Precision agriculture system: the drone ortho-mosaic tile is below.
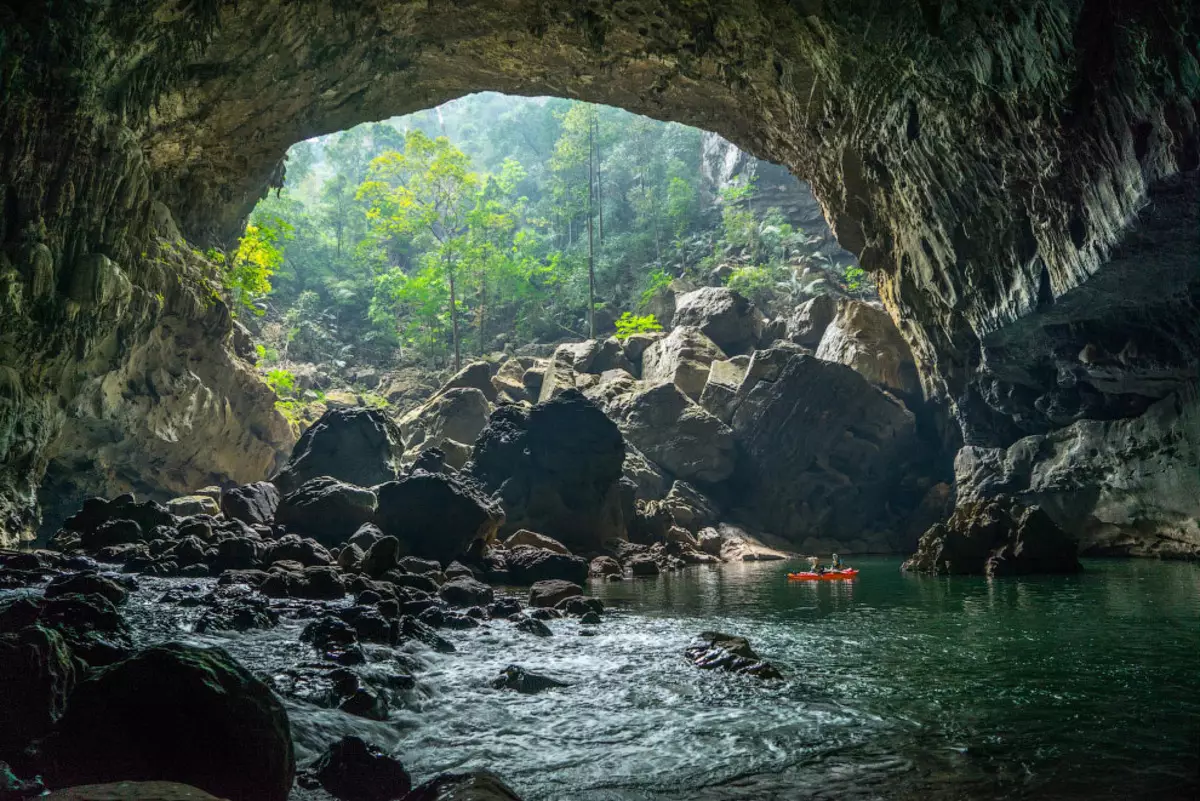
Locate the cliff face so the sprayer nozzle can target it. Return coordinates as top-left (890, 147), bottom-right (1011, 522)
top-left (1, 1), bottom-right (1197, 549)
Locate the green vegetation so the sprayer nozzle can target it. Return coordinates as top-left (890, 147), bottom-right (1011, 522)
top-left (614, 312), bottom-right (664, 340)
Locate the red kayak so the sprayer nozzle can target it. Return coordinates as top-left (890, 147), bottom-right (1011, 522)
top-left (787, 568), bottom-right (859, 581)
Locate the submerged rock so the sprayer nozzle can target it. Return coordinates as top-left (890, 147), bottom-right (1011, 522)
top-left (903, 496), bottom-right (1081, 577)
top-left (298, 736), bottom-right (411, 801)
top-left (490, 664), bottom-right (568, 694)
top-left (528, 579), bottom-right (583, 608)
top-left (685, 632), bottom-right (783, 680)
top-left (41, 643), bottom-right (294, 801)
top-left (404, 770), bottom-right (525, 801)
top-left (43, 782), bottom-right (226, 800)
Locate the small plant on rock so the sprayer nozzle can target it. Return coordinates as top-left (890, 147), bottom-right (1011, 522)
top-left (614, 312), bottom-right (663, 340)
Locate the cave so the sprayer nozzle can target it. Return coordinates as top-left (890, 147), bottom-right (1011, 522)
top-left (1, 2), bottom-right (1199, 799)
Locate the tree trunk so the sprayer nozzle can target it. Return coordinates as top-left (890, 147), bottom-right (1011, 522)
top-left (447, 249), bottom-right (461, 369)
top-left (587, 117), bottom-right (596, 340)
top-left (478, 278), bottom-right (486, 355)
top-left (595, 111), bottom-right (604, 245)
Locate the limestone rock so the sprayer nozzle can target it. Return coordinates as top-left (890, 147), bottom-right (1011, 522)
top-left (621, 445), bottom-right (669, 501)
top-left (374, 472), bottom-right (503, 565)
top-left (528, 579), bottom-right (583, 608)
top-left (273, 408), bottom-right (403, 495)
top-left (45, 783), bottom-right (228, 801)
top-left (470, 390), bottom-right (625, 552)
top-left (786, 295), bottom-right (837, 347)
top-left (399, 388), bottom-right (492, 456)
top-left (434, 361), bottom-right (497, 403)
top-left (503, 546), bottom-right (589, 586)
top-left (537, 342), bottom-right (598, 403)
top-left (42, 643), bottom-right (294, 801)
top-left (698, 356), bottom-right (750, 423)
top-left (165, 495), bottom-right (219, 517)
top-left (815, 299), bottom-right (920, 397)
top-left (640, 327), bottom-right (726, 401)
top-left (685, 632), bottom-right (783, 679)
top-left (491, 358), bottom-right (532, 403)
top-left (903, 497), bottom-right (1081, 577)
top-left (490, 665), bottom-right (568, 694)
top-left (671, 287), bottom-right (765, 356)
top-left (275, 478), bottom-right (377, 546)
top-left (502, 529), bottom-right (571, 555)
top-left (621, 332), bottom-right (666, 365)
top-left (0, 624), bottom-right (78, 756)
top-left (219, 482), bottom-right (280, 525)
top-left (615, 383), bottom-right (735, 484)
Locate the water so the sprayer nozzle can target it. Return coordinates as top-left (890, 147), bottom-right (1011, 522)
top-left (113, 558), bottom-right (1200, 798)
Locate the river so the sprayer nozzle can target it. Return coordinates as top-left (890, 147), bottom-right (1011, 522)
top-left (120, 557), bottom-right (1200, 800)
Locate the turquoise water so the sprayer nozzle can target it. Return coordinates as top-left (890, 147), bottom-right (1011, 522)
top-left (113, 557), bottom-right (1200, 800)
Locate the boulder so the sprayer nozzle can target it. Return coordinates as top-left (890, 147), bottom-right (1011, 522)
top-left (615, 383), bottom-right (736, 483)
top-left (0, 624), bottom-right (78, 757)
top-left (504, 547), bottom-right (588, 586)
top-left (438, 577), bottom-right (494, 608)
top-left (698, 356), bottom-right (751, 423)
top-left (621, 446), bottom-right (669, 501)
top-left (266, 534), bottom-right (333, 567)
top-left (1, 593), bottom-right (132, 667)
top-left (470, 390), bottom-right (626, 552)
top-left (814, 299), bottom-right (920, 396)
top-left (671, 287), bottom-right (764, 355)
top-left (273, 408), bottom-right (404, 494)
top-left (360, 536), bottom-right (402, 578)
top-left (374, 472), bottom-right (503, 565)
top-left (589, 556), bottom-right (622, 577)
top-left (44, 782), bottom-right (228, 800)
top-left (627, 554), bottom-right (659, 576)
top-left (502, 530), bottom-right (571, 555)
top-left (491, 358), bottom-right (531, 403)
top-left (165, 495), bottom-right (219, 517)
top-left (621, 331), bottom-right (666, 365)
top-left (42, 643), bottom-right (294, 801)
top-left (685, 631), bottom-right (783, 679)
top-left (276, 478), bottom-right (377, 546)
top-left (537, 342), bottom-right (599, 403)
top-left (513, 617), bottom-right (552, 638)
top-left (729, 350), bottom-right (921, 543)
top-left (298, 736), bottom-right (411, 801)
top-left (657, 481), bottom-right (721, 532)
top-left (786, 294), bottom-right (837, 347)
top-left (44, 572), bottom-right (129, 605)
top-left (434, 361), bottom-right (498, 403)
top-left (399, 388), bottom-right (492, 455)
top-left (219, 482), bottom-right (280, 525)
top-left (490, 665), bottom-right (568, 694)
top-left (903, 497), bottom-right (1081, 577)
top-left (528, 580), bottom-right (583, 608)
top-left (403, 770), bottom-right (524, 801)
top-left (640, 326), bottom-right (726, 400)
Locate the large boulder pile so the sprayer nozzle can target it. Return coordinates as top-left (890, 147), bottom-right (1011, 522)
top-left (469, 390), bottom-right (626, 552)
top-left (640, 326), bottom-right (726, 400)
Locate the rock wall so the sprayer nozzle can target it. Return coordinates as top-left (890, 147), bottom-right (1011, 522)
top-left (2, 1), bottom-right (1197, 549)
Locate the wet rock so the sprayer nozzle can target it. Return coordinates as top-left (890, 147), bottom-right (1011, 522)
top-left (640, 326), bottom-right (727, 400)
top-left (504, 547), bottom-right (588, 586)
top-left (501, 529), bottom-right (571, 555)
top-left (216, 568), bottom-right (269, 587)
top-left (513, 617), bottom-right (552, 637)
top-left (273, 407), bottom-right (404, 494)
top-left (298, 736), bottom-right (411, 801)
top-left (164, 536), bottom-right (207, 568)
top-left (404, 770), bottom-right (525, 801)
top-left (276, 478), bottom-right (377, 546)
top-left (528, 580), bottom-right (583, 608)
top-left (301, 616), bottom-right (366, 665)
top-left (338, 686), bottom-right (389, 721)
top-left (338, 606), bottom-right (400, 645)
top-left (398, 616), bottom-right (455, 653)
top-left (210, 537), bottom-right (265, 571)
top-left (65, 496), bottom-right (174, 545)
top-left (444, 561), bottom-right (475, 580)
top-left (589, 556), bottom-right (622, 577)
top-left (486, 598), bottom-right (523, 619)
top-left (219, 482), bottom-right (280, 525)
top-left (685, 632), bottom-right (783, 680)
top-left (1, 762), bottom-right (46, 798)
top-left (360, 536), bottom-right (401, 578)
top-left (338, 543), bottom-right (365, 570)
top-left (580, 611), bottom-right (602, 625)
top-left (490, 665), bottom-right (568, 694)
top-left (81, 519), bottom-right (145, 550)
top-left (43, 782), bottom-right (225, 800)
top-left (375, 473), bottom-right (502, 565)
top-left (903, 497), bottom-right (1081, 577)
top-left (438, 576), bottom-right (494, 608)
top-left (266, 533), bottom-right (333, 567)
top-left (1, 593), bottom-right (132, 667)
top-left (41, 643), bottom-right (295, 801)
top-left (194, 595), bottom-right (278, 633)
top-left (399, 557), bottom-right (441, 574)
top-left (348, 523), bottom-right (385, 552)
top-left (469, 390), bottom-right (625, 552)
top-left (0, 624), bottom-right (78, 757)
top-left (44, 572), bottom-right (129, 605)
top-left (261, 565), bottom-right (345, 601)
top-left (627, 554), bottom-right (660, 576)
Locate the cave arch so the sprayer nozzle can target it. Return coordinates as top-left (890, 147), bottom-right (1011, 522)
top-left (1, 0), bottom-right (1197, 543)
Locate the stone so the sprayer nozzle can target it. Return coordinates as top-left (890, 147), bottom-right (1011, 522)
top-left (621, 445), bottom-right (669, 501)
top-left (613, 383), bottom-right (736, 483)
top-left (42, 643), bottom-right (294, 801)
top-left (903, 497), bottom-right (1081, 577)
top-left (621, 331), bottom-right (666, 364)
top-left (627, 554), bottom-right (660, 576)
top-left (490, 665), bottom-right (568, 694)
top-left (697, 528), bottom-right (724, 556)
top-left (298, 736), bottom-right (411, 801)
top-left (0, 624), bottom-right (78, 756)
top-left (470, 390), bottom-right (625, 552)
top-left (2, 593), bottom-right (133, 667)
top-left (219, 482), bottom-right (280, 525)
top-left (194, 595), bottom-right (277, 634)
top-left (434, 361), bottom-right (498, 403)
top-left (273, 408), bottom-right (404, 494)
top-left (44, 572), bottom-right (129, 605)
top-left (404, 770), bottom-right (524, 801)
top-left (671, 287), bottom-right (765, 355)
top-left (536, 341), bottom-right (599, 403)
top-left (399, 388), bottom-right (492, 456)
top-left (514, 617), bottom-right (552, 638)
top-left (640, 326), bottom-right (727, 400)
top-left (685, 632), bottom-right (783, 680)
top-left (438, 576), bottom-right (494, 608)
top-left (275, 477), bottom-right (377, 546)
top-left (505, 547), bottom-right (588, 586)
top-left (348, 523), bottom-right (384, 552)
top-left (374, 473), bottom-right (503, 565)
top-left (502, 529), bottom-right (571, 555)
top-left (45, 782), bottom-right (227, 800)
top-left (786, 294), bottom-right (838, 347)
top-left (589, 556), bottom-right (622, 577)
top-left (528, 580), bottom-right (583, 608)
top-left (491, 358), bottom-right (532, 403)
top-left (698, 355), bottom-right (751, 423)
top-left (166, 495), bottom-right (219, 517)
top-left (210, 537), bottom-right (264, 571)
top-left (657, 481), bottom-right (721, 533)
top-left (815, 299), bottom-right (920, 396)
top-left (267, 533), bottom-right (333, 567)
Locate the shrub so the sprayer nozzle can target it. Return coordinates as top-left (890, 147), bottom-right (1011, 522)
top-left (614, 312), bottom-right (663, 340)
top-left (266, 369), bottom-right (297, 398)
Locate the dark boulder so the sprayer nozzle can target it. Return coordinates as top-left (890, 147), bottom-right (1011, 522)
top-left (469, 390), bottom-right (626, 553)
top-left (44, 573), bottom-right (129, 605)
top-left (398, 616), bottom-right (455, 654)
top-left (41, 643), bottom-right (294, 801)
top-left (374, 472), bottom-right (503, 565)
top-left (438, 576), bottom-right (494, 608)
top-left (275, 477), bottom-right (377, 546)
top-left (404, 770), bottom-right (524, 801)
top-left (261, 566), bottom-right (345, 601)
top-left (360, 536), bottom-right (402, 579)
top-left (273, 408), bottom-right (404, 495)
top-left (80, 519), bottom-right (144, 550)
top-left (220, 482), bottom-right (280, 525)
top-left (210, 538), bottom-right (265, 571)
top-left (0, 624), bottom-right (78, 758)
top-left (504, 547), bottom-right (587, 586)
top-left (0, 594), bottom-right (132, 667)
top-left (266, 534), bottom-right (334, 567)
top-left (65, 495), bottom-right (174, 544)
top-left (672, 286), bottom-right (764, 355)
top-left (528, 580), bottom-right (583, 608)
top-left (298, 736), bottom-right (411, 801)
top-left (902, 497), bottom-right (1082, 577)
top-left (685, 632), bottom-right (783, 680)
top-left (195, 595), bottom-right (278, 634)
top-left (489, 665), bottom-right (568, 694)
top-left (301, 616), bottom-right (366, 665)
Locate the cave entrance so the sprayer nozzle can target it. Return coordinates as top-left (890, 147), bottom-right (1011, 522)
top-left (233, 93), bottom-right (866, 430)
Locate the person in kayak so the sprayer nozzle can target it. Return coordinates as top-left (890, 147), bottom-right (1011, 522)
top-left (807, 556), bottom-right (825, 575)
top-left (830, 553), bottom-right (843, 571)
